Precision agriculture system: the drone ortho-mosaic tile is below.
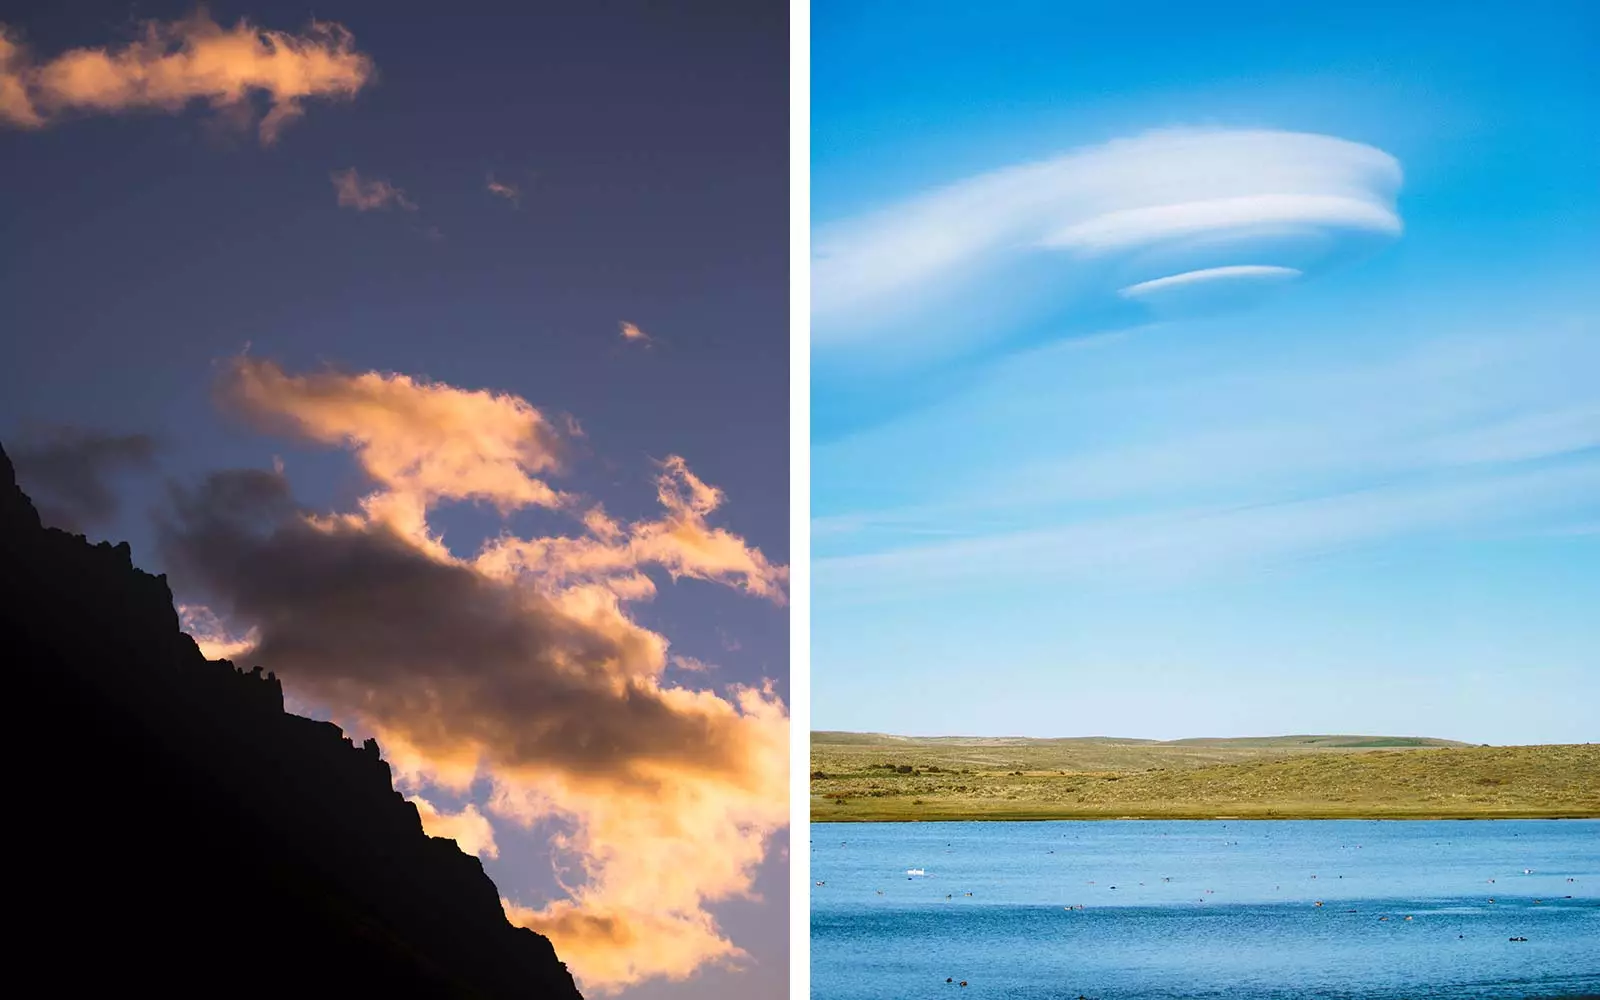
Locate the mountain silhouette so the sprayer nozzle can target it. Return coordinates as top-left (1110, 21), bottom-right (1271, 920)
top-left (3, 442), bottom-right (583, 998)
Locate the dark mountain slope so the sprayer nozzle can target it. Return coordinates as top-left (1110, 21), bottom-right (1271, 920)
top-left (2, 442), bottom-right (582, 998)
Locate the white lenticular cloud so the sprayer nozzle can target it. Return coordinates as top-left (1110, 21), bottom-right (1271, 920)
top-left (813, 128), bottom-right (1403, 357)
top-left (1041, 193), bottom-right (1399, 254)
top-left (1119, 265), bottom-right (1303, 299)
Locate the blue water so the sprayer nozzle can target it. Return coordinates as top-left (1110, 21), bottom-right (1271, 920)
top-left (812, 820), bottom-right (1600, 999)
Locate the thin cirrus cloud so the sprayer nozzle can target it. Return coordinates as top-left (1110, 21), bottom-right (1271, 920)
top-left (330, 168), bottom-right (417, 212)
top-left (812, 128), bottom-right (1404, 438)
top-left (814, 324), bottom-right (1600, 599)
top-left (163, 357), bottom-right (787, 993)
top-left (0, 11), bottom-right (373, 143)
top-left (815, 459), bottom-right (1600, 601)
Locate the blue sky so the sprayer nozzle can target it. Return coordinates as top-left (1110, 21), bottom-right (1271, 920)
top-left (811, 0), bottom-right (1598, 745)
top-left (1, 3), bottom-right (787, 996)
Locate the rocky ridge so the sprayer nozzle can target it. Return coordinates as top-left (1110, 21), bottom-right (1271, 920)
top-left (2, 441), bottom-right (583, 998)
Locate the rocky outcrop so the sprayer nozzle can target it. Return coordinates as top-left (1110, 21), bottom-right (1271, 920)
top-left (2, 442), bottom-right (582, 998)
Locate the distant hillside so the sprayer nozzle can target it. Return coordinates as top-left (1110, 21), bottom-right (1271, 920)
top-left (1162, 735), bottom-right (1471, 748)
top-left (812, 731), bottom-right (1470, 749)
top-left (3, 442), bottom-right (583, 998)
top-left (811, 730), bottom-right (1597, 822)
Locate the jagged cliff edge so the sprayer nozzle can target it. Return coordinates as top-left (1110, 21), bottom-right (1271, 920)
top-left (2, 442), bottom-right (583, 998)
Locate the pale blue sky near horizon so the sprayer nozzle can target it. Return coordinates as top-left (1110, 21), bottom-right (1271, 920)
top-left (811, 0), bottom-right (1599, 746)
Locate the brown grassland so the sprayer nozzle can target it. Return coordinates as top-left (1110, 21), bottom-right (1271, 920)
top-left (810, 732), bottom-right (1600, 822)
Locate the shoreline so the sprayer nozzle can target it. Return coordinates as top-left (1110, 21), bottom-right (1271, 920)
top-left (811, 807), bottom-right (1600, 823)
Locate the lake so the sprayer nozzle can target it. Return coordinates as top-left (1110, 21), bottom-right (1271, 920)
top-left (811, 819), bottom-right (1600, 999)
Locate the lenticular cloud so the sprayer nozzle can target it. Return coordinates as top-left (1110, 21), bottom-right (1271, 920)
top-left (812, 128), bottom-right (1404, 387)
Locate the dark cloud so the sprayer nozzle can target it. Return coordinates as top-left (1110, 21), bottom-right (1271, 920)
top-left (155, 357), bottom-right (787, 986)
top-left (154, 467), bottom-right (769, 792)
top-left (9, 426), bottom-right (158, 532)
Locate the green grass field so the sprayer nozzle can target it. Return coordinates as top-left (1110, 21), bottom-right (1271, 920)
top-left (810, 732), bottom-right (1600, 822)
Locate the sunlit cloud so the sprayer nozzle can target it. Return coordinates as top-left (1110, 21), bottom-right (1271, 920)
top-left (0, 11), bottom-right (373, 142)
top-left (178, 602), bottom-right (260, 660)
top-left (637, 455), bottom-right (789, 601)
top-left (217, 357), bottom-right (570, 547)
top-left (472, 456), bottom-right (789, 605)
top-left (670, 655), bottom-right (716, 673)
top-left (412, 796), bottom-right (500, 860)
top-left (619, 321), bottom-right (650, 344)
top-left (0, 28), bottom-right (36, 126)
top-left (159, 358), bottom-right (788, 993)
top-left (331, 168), bottom-right (417, 212)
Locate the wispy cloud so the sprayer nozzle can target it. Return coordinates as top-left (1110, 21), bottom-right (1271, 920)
top-left (486, 174), bottom-right (522, 208)
top-left (161, 357), bottom-right (787, 993)
top-left (331, 168), bottom-right (417, 212)
top-left (819, 460), bottom-right (1600, 599)
top-left (970, 330), bottom-right (1600, 512)
top-left (619, 321), bottom-right (651, 345)
top-left (816, 324), bottom-right (1600, 597)
top-left (670, 655), bottom-right (717, 673)
top-left (0, 11), bottom-right (373, 142)
top-left (8, 426), bottom-right (158, 532)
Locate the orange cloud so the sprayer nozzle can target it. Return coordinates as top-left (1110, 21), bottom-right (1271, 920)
top-left (412, 796), bottom-right (500, 860)
top-left (0, 11), bottom-right (373, 142)
top-left (331, 168), bottom-right (416, 211)
top-left (178, 602), bottom-right (259, 660)
top-left (0, 28), bottom-right (37, 126)
top-left (159, 358), bottom-right (789, 993)
top-left (473, 458), bottom-right (787, 605)
top-left (504, 899), bottom-right (745, 989)
top-left (619, 321), bottom-right (650, 344)
top-left (633, 456), bottom-right (789, 601)
top-left (218, 357), bottom-right (571, 545)
top-left (490, 680), bottom-right (786, 991)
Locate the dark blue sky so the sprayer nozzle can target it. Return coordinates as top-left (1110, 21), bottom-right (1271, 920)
top-left (1, 2), bottom-right (788, 996)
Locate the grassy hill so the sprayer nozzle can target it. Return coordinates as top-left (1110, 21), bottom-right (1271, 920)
top-left (810, 732), bottom-right (1599, 822)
